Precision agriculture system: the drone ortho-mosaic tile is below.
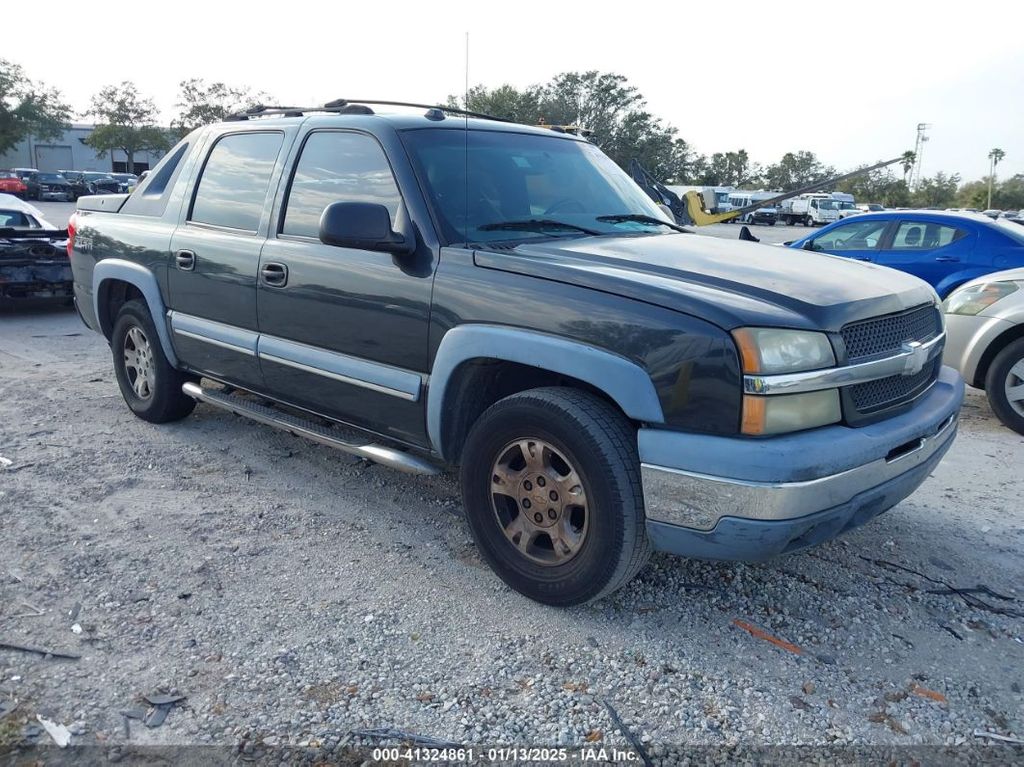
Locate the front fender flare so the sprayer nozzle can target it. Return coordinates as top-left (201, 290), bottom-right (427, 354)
top-left (92, 259), bottom-right (177, 366)
top-left (426, 324), bottom-right (664, 458)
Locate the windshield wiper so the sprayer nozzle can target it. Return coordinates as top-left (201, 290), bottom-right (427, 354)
top-left (595, 214), bottom-right (690, 233)
top-left (478, 219), bottom-right (601, 236)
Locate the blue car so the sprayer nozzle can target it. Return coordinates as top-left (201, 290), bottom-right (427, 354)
top-left (786, 211), bottom-right (1024, 297)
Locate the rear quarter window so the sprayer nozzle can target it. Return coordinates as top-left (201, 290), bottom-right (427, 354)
top-left (120, 139), bottom-right (192, 218)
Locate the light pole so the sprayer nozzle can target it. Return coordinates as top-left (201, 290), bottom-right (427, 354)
top-left (987, 148), bottom-right (1005, 209)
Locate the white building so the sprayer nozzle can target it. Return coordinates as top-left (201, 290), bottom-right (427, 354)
top-left (0, 123), bottom-right (168, 174)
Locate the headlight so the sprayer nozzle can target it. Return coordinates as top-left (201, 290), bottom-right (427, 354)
top-left (732, 327), bottom-right (836, 374)
top-left (741, 390), bottom-right (842, 436)
top-left (943, 281), bottom-right (1020, 316)
top-left (734, 328), bottom-right (840, 435)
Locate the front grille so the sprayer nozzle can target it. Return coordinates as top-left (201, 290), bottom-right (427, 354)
top-left (840, 304), bottom-right (943, 421)
top-left (848, 358), bottom-right (940, 414)
top-left (841, 304), bottom-right (940, 361)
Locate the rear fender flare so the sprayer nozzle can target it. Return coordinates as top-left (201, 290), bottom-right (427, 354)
top-left (93, 259), bottom-right (177, 366)
top-left (426, 324), bottom-right (664, 459)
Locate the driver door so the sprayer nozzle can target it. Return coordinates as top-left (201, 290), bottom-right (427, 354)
top-left (807, 217), bottom-right (894, 263)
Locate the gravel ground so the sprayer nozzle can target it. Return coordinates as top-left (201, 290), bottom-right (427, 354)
top-left (2, 237), bottom-right (1023, 762)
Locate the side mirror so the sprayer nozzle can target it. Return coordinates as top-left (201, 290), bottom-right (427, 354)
top-left (782, 240), bottom-right (794, 247)
top-left (318, 202), bottom-right (414, 255)
top-left (802, 240), bottom-right (816, 251)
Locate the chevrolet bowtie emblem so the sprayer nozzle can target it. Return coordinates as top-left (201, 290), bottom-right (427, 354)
top-left (900, 340), bottom-right (928, 376)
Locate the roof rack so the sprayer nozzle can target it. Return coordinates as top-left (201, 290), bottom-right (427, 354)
top-left (536, 119), bottom-right (593, 137)
top-left (224, 99), bottom-right (511, 123)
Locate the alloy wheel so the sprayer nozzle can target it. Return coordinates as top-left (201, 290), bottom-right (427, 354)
top-left (123, 326), bottom-right (155, 400)
top-left (489, 438), bottom-right (590, 566)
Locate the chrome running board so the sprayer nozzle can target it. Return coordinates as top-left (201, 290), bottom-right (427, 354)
top-left (181, 382), bottom-right (440, 475)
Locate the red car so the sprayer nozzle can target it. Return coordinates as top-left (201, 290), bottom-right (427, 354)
top-left (0, 170), bottom-right (27, 199)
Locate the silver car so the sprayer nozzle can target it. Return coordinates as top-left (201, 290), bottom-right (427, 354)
top-left (943, 267), bottom-right (1024, 433)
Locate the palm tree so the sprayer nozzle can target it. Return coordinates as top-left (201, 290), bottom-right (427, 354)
top-left (900, 151), bottom-right (916, 180)
top-left (988, 148), bottom-right (1006, 209)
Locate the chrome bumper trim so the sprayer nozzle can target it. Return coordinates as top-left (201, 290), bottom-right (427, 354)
top-left (641, 413), bottom-right (956, 531)
top-left (744, 332), bottom-right (944, 395)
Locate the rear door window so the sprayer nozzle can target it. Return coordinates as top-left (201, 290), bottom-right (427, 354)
top-left (281, 131), bottom-right (402, 238)
top-left (190, 132), bottom-right (284, 232)
top-left (889, 221), bottom-right (966, 250)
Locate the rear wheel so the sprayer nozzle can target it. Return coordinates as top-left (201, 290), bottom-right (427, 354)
top-left (111, 300), bottom-right (195, 423)
top-left (460, 387), bottom-right (650, 606)
top-left (985, 338), bottom-right (1024, 435)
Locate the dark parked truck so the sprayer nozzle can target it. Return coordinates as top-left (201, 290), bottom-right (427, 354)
top-left (69, 103), bottom-right (965, 605)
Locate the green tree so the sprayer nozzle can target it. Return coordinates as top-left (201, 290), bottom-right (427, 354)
top-left (761, 151), bottom-right (835, 191)
top-left (911, 172), bottom-right (961, 209)
top-left (835, 166), bottom-right (911, 207)
top-left (694, 150), bottom-right (758, 187)
top-left (452, 83), bottom-right (543, 124)
top-left (996, 174), bottom-right (1024, 210)
top-left (449, 72), bottom-right (686, 179)
top-left (172, 78), bottom-right (274, 135)
top-left (0, 59), bottom-right (72, 156)
top-left (85, 82), bottom-right (170, 174)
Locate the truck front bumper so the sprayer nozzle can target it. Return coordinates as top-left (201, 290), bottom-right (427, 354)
top-left (639, 366), bottom-right (964, 561)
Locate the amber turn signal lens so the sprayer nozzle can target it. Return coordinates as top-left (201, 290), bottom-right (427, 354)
top-left (741, 395), bottom-right (767, 435)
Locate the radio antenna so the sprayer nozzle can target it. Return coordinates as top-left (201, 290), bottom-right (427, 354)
top-left (464, 31), bottom-right (470, 245)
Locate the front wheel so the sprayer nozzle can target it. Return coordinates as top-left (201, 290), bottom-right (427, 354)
top-left (111, 300), bottom-right (196, 423)
top-left (985, 338), bottom-right (1024, 435)
top-left (460, 387), bottom-right (650, 606)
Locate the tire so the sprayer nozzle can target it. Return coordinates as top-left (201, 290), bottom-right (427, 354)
top-left (111, 300), bottom-right (196, 423)
top-left (459, 387), bottom-right (650, 606)
top-left (984, 338), bottom-right (1024, 435)
top-left (804, 215), bottom-right (813, 227)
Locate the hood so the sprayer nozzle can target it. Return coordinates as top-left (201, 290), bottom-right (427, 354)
top-left (473, 232), bottom-right (938, 331)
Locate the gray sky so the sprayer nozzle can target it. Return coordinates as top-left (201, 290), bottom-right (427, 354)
top-left (7, 0), bottom-right (1022, 181)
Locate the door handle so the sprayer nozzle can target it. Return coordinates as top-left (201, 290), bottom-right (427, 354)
top-left (261, 262), bottom-right (288, 287)
top-left (934, 256), bottom-right (959, 262)
top-left (174, 249), bottom-right (196, 271)
top-left (853, 256), bottom-right (872, 261)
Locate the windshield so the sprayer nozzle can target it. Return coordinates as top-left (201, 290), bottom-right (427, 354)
top-left (401, 128), bottom-right (672, 244)
top-left (817, 199), bottom-right (838, 210)
top-left (840, 201), bottom-right (856, 209)
top-left (38, 173), bottom-right (65, 182)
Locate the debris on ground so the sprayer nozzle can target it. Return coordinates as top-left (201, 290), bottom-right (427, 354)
top-left (602, 700), bottom-right (653, 767)
top-left (910, 683), bottom-right (948, 704)
top-left (973, 729), bottom-right (1024, 744)
top-left (139, 692), bottom-right (186, 729)
top-left (867, 711), bottom-right (908, 735)
top-left (732, 619), bottom-right (803, 655)
top-left (0, 456), bottom-right (12, 468)
top-left (349, 726), bottom-right (461, 748)
top-left (12, 601), bottom-right (44, 618)
top-left (36, 715), bottom-right (72, 747)
top-left (0, 641), bottom-right (81, 660)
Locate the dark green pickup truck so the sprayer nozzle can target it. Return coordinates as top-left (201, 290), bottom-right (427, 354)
top-left (69, 102), bottom-right (964, 605)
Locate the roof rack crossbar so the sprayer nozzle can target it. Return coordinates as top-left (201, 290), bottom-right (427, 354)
top-left (224, 99), bottom-right (511, 123)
